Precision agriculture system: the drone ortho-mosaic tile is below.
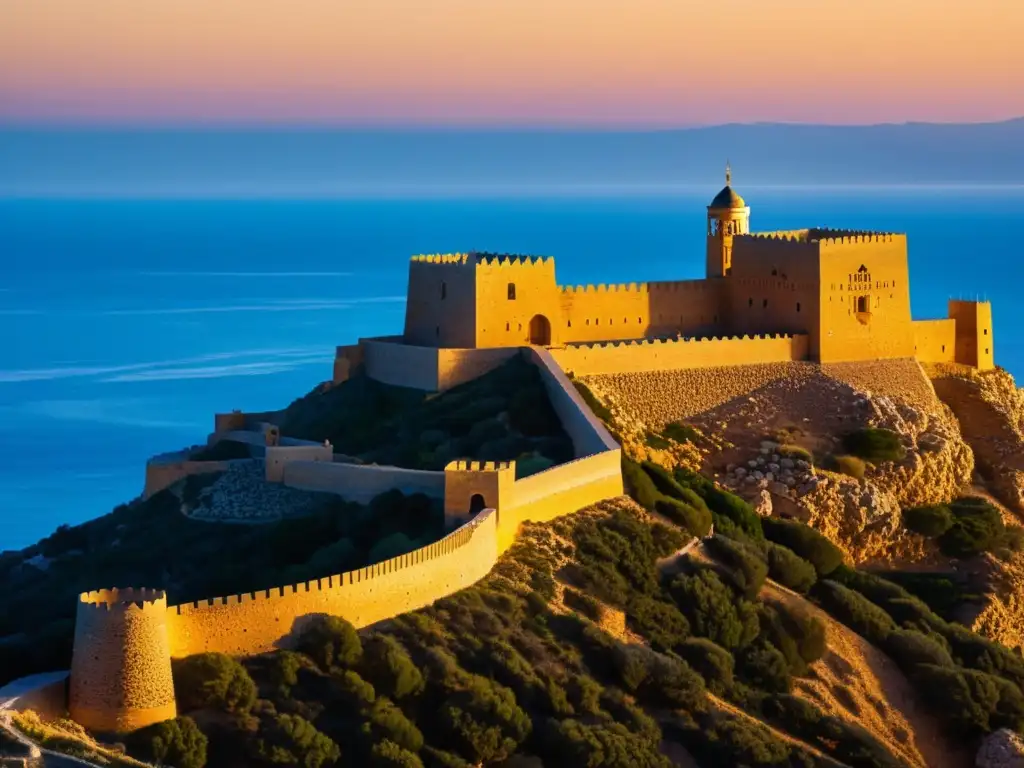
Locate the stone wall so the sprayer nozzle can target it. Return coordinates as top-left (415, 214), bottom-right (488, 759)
top-left (281, 460), bottom-right (446, 503)
top-left (265, 444), bottom-right (333, 483)
top-left (550, 334), bottom-right (809, 378)
top-left (166, 509), bottom-right (498, 657)
top-left (912, 319), bottom-right (957, 364)
top-left (69, 589), bottom-right (177, 733)
top-left (143, 451), bottom-right (236, 499)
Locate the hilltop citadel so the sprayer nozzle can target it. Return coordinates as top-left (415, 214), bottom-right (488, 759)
top-left (33, 170), bottom-right (999, 734)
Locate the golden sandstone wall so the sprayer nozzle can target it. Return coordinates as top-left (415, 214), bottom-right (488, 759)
top-left (282, 460), bottom-right (445, 503)
top-left (165, 510), bottom-right (498, 657)
top-left (404, 256), bottom-right (478, 348)
top-left (550, 334), bottom-right (809, 377)
top-left (913, 319), bottom-right (957, 364)
top-left (143, 451), bottom-right (234, 500)
top-left (69, 589), bottom-right (177, 733)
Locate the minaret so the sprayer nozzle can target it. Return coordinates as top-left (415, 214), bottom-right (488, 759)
top-left (706, 162), bottom-right (750, 278)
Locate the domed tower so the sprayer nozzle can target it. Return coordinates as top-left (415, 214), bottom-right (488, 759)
top-left (69, 588), bottom-right (177, 733)
top-left (706, 162), bottom-right (750, 277)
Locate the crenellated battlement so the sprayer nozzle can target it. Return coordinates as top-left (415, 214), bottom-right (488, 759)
top-left (444, 459), bottom-right (514, 472)
top-left (171, 509), bottom-right (494, 618)
top-left (742, 228), bottom-right (901, 245)
top-left (473, 252), bottom-right (553, 268)
top-left (565, 332), bottom-right (799, 351)
top-left (558, 279), bottom-right (714, 295)
top-left (78, 588), bottom-right (167, 614)
top-left (410, 253), bottom-right (472, 265)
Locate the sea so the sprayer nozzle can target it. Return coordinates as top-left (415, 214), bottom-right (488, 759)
top-left (2, 189), bottom-right (1022, 551)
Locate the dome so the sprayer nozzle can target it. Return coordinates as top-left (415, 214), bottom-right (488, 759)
top-left (709, 185), bottom-right (746, 209)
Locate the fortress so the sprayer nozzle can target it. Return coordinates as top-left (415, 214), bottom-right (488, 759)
top-left (63, 170), bottom-right (995, 733)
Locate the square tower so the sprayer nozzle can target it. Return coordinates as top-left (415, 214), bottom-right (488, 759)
top-left (949, 300), bottom-right (995, 370)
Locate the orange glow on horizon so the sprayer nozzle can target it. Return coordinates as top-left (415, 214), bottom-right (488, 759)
top-left (1, 0), bottom-right (1022, 125)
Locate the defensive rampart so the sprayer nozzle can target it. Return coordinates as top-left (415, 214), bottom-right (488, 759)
top-left (165, 509), bottom-right (498, 657)
top-left (265, 443), bottom-right (333, 482)
top-left (550, 333), bottom-right (809, 377)
top-left (69, 589), bottom-right (177, 733)
top-left (348, 337), bottom-right (520, 392)
top-left (143, 449), bottom-right (239, 500)
top-left (912, 319), bottom-right (957, 364)
top-left (282, 460), bottom-right (446, 503)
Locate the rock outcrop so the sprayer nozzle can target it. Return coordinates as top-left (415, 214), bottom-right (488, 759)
top-left (977, 728), bottom-right (1024, 768)
top-left (926, 365), bottom-right (1024, 513)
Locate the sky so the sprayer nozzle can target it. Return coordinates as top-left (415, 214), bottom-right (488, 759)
top-left (1, 0), bottom-right (1023, 126)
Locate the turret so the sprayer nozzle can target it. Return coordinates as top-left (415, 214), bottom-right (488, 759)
top-left (949, 299), bottom-right (995, 370)
top-left (69, 588), bottom-right (177, 733)
top-left (706, 162), bottom-right (750, 278)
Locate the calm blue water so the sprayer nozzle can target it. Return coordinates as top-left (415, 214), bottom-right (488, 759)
top-left (1, 190), bottom-right (1022, 551)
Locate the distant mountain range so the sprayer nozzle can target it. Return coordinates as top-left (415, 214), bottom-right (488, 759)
top-left (1, 118), bottom-right (1022, 196)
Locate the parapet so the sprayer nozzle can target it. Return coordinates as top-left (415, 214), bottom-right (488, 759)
top-left (410, 253), bottom-right (472, 265)
top-left (472, 252), bottom-right (554, 268)
top-left (564, 332), bottom-right (798, 351)
top-left (69, 588), bottom-right (177, 733)
top-left (742, 228), bottom-right (902, 245)
top-left (444, 459), bottom-right (514, 473)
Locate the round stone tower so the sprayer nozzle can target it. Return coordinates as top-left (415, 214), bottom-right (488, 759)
top-left (706, 162), bottom-right (751, 278)
top-left (69, 588), bottom-right (177, 733)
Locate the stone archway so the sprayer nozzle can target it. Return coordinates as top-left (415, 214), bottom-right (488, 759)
top-left (528, 314), bottom-right (551, 346)
top-left (469, 493), bottom-right (487, 515)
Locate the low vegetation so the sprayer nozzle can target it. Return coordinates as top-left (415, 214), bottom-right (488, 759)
top-left (279, 356), bottom-right (574, 473)
top-left (901, 496), bottom-right (1024, 559)
top-left (841, 427), bottom-right (906, 464)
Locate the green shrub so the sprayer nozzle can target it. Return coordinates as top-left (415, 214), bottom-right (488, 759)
top-left (668, 569), bottom-right (759, 650)
top-left (571, 380), bottom-right (614, 424)
top-left (774, 601), bottom-right (827, 667)
top-left (370, 739), bottom-right (424, 768)
top-left (362, 697), bottom-right (424, 753)
top-left (939, 497), bottom-right (1007, 558)
top-left (902, 505), bottom-right (954, 537)
top-left (645, 432), bottom-right (673, 450)
top-left (331, 669), bottom-right (377, 710)
top-left (655, 497), bottom-right (713, 537)
top-left (813, 581), bottom-right (897, 645)
top-left (778, 444), bottom-right (813, 463)
top-left (173, 652), bottom-right (257, 715)
top-left (884, 628), bottom-right (954, 670)
top-left (765, 543), bottom-right (817, 593)
top-left (625, 594), bottom-right (691, 652)
top-left (621, 458), bottom-right (662, 511)
top-left (842, 428), bottom-right (906, 463)
top-left (360, 634), bottom-right (425, 701)
top-left (128, 716), bottom-right (208, 768)
top-left (704, 534), bottom-right (768, 599)
top-left (833, 454), bottom-right (866, 480)
top-left (295, 615), bottom-right (363, 671)
top-left (738, 640), bottom-right (791, 693)
top-left (677, 638), bottom-right (735, 695)
top-left (642, 461), bottom-right (690, 499)
top-left (538, 718), bottom-right (672, 768)
top-left (662, 422), bottom-right (700, 444)
top-left (941, 622), bottom-right (1024, 691)
top-left (265, 650), bottom-right (305, 698)
top-left (253, 713), bottom-right (340, 767)
top-left (673, 467), bottom-right (764, 541)
top-left (436, 675), bottom-right (531, 764)
top-left (421, 747), bottom-right (471, 768)
top-left (762, 518), bottom-right (844, 577)
top-left (637, 654), bottom-right (705, 710)
top-left (564, 587), bottom-right (603, 621)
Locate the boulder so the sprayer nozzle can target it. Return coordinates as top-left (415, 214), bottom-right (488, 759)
top-left (752, 489), bottom-right (773, 517)
top-left (977, 729), bottom-right (1024, 768)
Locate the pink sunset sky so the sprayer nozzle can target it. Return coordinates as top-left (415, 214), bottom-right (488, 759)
top-left (2, 0), bottom-right (1022, 126)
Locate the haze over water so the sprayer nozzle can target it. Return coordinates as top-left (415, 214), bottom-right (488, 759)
top-left (1, 188), bottom-right (1022, 551)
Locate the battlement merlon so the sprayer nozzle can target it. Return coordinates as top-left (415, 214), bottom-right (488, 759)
top-left (742, 229), bottom-right (904, 245)
top-left (78, 588), bottom-right (168, 613)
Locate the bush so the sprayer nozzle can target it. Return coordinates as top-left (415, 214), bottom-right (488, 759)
top-left (128, 716), bottom-right (208, 768)
top-left (813, 581), bottom-right (897, 645)
top-left (663, 422), bottom-right (700, 444)
top-left (571, 379), bottom-right (614, 424)
top-left (655, 497), bottom-right (713, 537)
top-left (538, 718), bottom-right (672, 768)
top-left (765, 543), bottom-right (817, 593)
top-left (362, 697), bottom-right (424, 753)
top-left (704, 534), bottom-right (768, 599)
top-left (266, 650), bottom-right (305, 698)
top-left (668, 569), bottom-right (759, 650)
top-left (638, 654), bottom-right (705, 710)
top-left (295, 615), bottom-right (363, 671)
top-left (833, 454), bottom-right (867, 480)
top-left (842, 428), bottom-right (906, 463)
top-left (673, 467), bottom-right (764, 541)
top-left (173, 652), bottom-right (257, 715)
top-left (564, 587), bottom-right (603, 621)
top-left (772, 601), bottom-right (827, 668)
top-left (762, 518), bottom-right (844, 577)
top-left (253, 713), bottom-right (340, 767)
top-left (626, 594), bottom-right (691, 652)
top-left (436, 675), bottom-right (531, 764)
top-left (738, 640), bottom-right (791, 693)
top-left (884, 628), bottom-right (955, 671)
top-left (370, 740), bottom-right (425, 768)
top-left (622, 458), bottom-right (662, 511)
top-left (902, 505), bottom-right (954, 537)
top-left (677, 638), bottom-right (735, 695)
top-left (778, 444), bottom-right (813, 463)
top-left (939, 497), bottom-right (1007, 558)
top-left (360, 635), bottom-right (425, 701)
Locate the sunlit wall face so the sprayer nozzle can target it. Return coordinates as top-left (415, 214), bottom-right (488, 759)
top-left (1, 0), bottom-right (1021, 125)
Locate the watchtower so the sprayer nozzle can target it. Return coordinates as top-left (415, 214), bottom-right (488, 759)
top-left (443, 460), bottom-right (516, 528)
top-left (950, 299), bottom-right (995, 370)
top-left (69, 588), bottom-right (177, 733)
top-left (706, 163), bottom-right (751, 278)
